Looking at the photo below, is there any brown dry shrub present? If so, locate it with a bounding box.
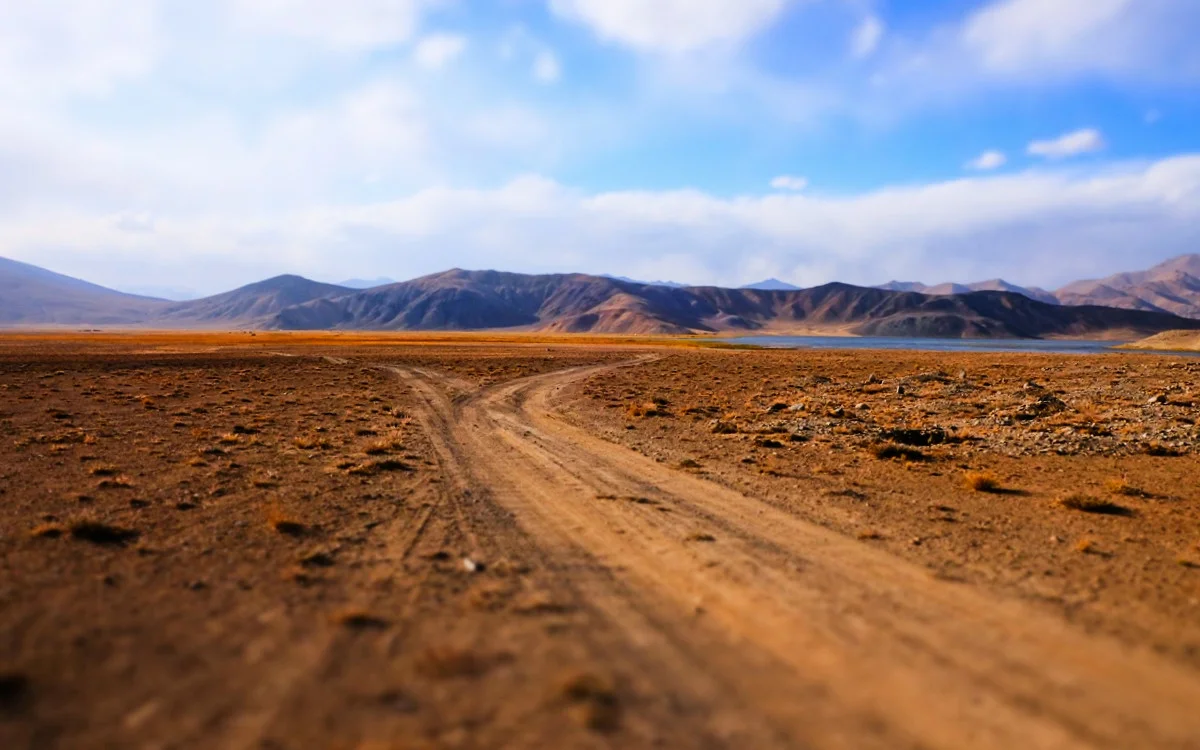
[963,471,1003,493]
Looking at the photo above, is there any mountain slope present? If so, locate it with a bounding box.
[158,275,353,326]
[0,256,167,325]
[1056,254,1200,317]
[877,279,1058,305]
[267,269,1200,339]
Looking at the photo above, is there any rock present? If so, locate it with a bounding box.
[788,403,806,412]
[463,558,485,573]
[1149,394,1168,405]
[767,402,788,413]
[709,420,738,435]
[829,407,845,419]
[896,385,906,396]
[854,403,869,411]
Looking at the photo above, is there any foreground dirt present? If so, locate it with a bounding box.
[2,336,1199,749]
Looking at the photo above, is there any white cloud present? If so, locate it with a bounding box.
[227,0,433,51]
[8,157,1200,295]
[549,0,789,53]
[414,33,467,69]
[850,16,884,59]
[770,175,808,191]
[960,0,1200,82]
[533,51,562,83]
[966,150,1007,170]
[0,0,160,99]
[1027,128,1105,159]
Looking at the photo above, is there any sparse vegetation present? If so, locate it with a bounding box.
[1058,494,1133,516]
[872,443,929,462]
[963,471,1003,493]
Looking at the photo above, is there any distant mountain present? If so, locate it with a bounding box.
[157,275,353,327]
[600,274,686,288]
[119,285,201,301]
[7,255,1200,338]
[1055,254,1200,318]
[338,277,396,289]
[877,279,1057,305]
[267,268,1200,339]
[0,256,167,325]
[742,278,801,291]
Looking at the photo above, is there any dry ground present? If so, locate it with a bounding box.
[1,333,1199,749]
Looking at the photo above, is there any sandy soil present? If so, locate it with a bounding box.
[2,335,1199,749]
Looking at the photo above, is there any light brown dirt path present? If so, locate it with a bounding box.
[394,358,1200,750]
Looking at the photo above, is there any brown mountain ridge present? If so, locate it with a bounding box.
[268,268,1200,339]
[5,257,1200,339]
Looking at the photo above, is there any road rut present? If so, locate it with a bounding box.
[394,358,1200,749]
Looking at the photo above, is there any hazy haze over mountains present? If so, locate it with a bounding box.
[3,255,1200,340]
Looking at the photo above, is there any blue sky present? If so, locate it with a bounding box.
[1,0,1198,297]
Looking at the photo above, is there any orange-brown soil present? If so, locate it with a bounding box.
[2,334,1199,749]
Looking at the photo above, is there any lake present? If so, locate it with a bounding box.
[724,336,1136,355]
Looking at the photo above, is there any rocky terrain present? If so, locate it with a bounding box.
[2,332,1199,749]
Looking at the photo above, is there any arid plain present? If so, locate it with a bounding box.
[3,332,1200,749]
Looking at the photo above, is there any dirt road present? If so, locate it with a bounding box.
[4,345,1199,749]
[392,358,1200,749]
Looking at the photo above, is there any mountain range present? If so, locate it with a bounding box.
[881,255,1200,316]
[4,255,1200,339]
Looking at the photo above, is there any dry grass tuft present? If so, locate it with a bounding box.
[872,443,929,462]
[292,435,331,450]
[347,458,413,476]
[1104,478,1146,497]
[963,471,1003,493]
[30,523,65,539]
[266,506,308,536]
[1058,494,1133,516]
[363,430,404,456]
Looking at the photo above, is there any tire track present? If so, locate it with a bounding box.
[394,358,1200,750]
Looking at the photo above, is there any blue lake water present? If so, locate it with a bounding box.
[724,336,1142,355]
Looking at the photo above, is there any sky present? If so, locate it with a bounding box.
[1,0,1198,298]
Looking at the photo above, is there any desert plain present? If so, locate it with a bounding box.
[2,332,1200,749]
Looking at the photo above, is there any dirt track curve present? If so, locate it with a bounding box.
[388,357,1200,750]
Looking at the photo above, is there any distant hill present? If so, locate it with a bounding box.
[6,255,1200,339]
[268,268,1200,339]
[742,278,801,291]
[156,275,353,327]
[1055,254,1200,318]
[338,277,396,289]
[600,274,686,288]
[0,256,167,325]
[878,279,1058,305]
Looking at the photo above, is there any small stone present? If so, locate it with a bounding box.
[896,385,906,396]
[854,403,869,411]
[1149,394,1168,405]
[463,558,485,573]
